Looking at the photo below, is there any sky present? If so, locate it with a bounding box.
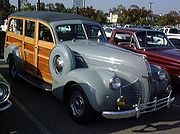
[9,0,180,15]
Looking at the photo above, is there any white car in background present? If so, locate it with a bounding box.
[103,27,115,39]
[159,27,180,36]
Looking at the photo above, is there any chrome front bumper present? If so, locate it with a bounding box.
[102,90,175,119]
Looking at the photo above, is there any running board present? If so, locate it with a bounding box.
[18,73,53,91]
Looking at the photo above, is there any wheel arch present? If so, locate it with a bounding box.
[5,44,23,74]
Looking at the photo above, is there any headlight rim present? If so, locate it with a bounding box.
[157,69,167,81]
[109,76,122,90]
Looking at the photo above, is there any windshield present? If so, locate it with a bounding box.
[56,24,106,42]
[136,31,174,48]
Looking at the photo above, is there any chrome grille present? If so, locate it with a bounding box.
[149,78,158,100]
[120,79,142,109]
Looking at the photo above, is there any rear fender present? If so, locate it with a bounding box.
[4,44,23,73]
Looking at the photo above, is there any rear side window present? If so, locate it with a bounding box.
[39,23,53,42]
[8,18,23,35]
[25,20,35,38]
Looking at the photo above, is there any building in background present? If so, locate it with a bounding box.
[107,13,118,23]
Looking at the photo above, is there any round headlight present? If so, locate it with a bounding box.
[110,76,122,90]
[157,70,167,81]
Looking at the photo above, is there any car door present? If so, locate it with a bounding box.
[23,19,36,75]
[35,21,55,83]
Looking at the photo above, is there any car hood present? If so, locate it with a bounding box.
[63,40,149,77]
[148,48,180,61]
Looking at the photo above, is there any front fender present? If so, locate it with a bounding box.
[52,68,139,112]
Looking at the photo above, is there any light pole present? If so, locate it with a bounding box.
[83,0,85,8]
[18,0,21,12]
[149,2,153,12]
[149,2,153,25]
[37,0,40,11]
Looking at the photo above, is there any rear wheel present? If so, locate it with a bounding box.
[66,84,96,124]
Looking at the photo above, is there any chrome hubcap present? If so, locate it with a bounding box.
[70,92,85,117]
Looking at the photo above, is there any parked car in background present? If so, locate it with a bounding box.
[0,74,12,112]
[109,28,180,86]
[159,27,180,36]
[167,35,180,49]
[124,24,136,28]
[4,11,174,123]
[103,27,115,39]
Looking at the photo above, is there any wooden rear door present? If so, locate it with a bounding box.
[23,19,36,75]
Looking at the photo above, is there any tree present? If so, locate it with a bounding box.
[21,2,36,11]
[95,10,107,24]
[0,0,12,20]
[79,6,107,24]
[129,5,139,9]
[54,3,66,12]
[46,3,55,11]
[79,6,96,20]
[117,7,150,25]
[156,12,180,26]
[109,4,126,14]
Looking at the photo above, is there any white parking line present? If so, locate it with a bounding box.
[11,96,52,134]
[172,104,180,109]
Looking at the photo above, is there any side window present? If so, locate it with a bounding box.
[8,18,23,35]
[114,32,131,44]
[39,23,53,42]
[25,20,35,38]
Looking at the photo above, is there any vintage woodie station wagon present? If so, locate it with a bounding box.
[4,11,174,123]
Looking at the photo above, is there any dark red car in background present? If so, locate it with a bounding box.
[109,28,180,86]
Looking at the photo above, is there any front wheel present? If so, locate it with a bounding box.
[66,84,97,124]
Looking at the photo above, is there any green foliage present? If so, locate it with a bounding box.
[156,11,180,26]
[77,6,107,24]
[0,0,12,19]
[1,1,180,26]
[117,7,151,25]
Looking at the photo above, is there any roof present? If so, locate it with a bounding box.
[9,11,95,23]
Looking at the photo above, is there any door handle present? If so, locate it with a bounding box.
[35,46,39,49]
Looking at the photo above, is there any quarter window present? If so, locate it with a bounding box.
[8,18,23,35]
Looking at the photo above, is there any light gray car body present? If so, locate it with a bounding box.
[4,12,174,121]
